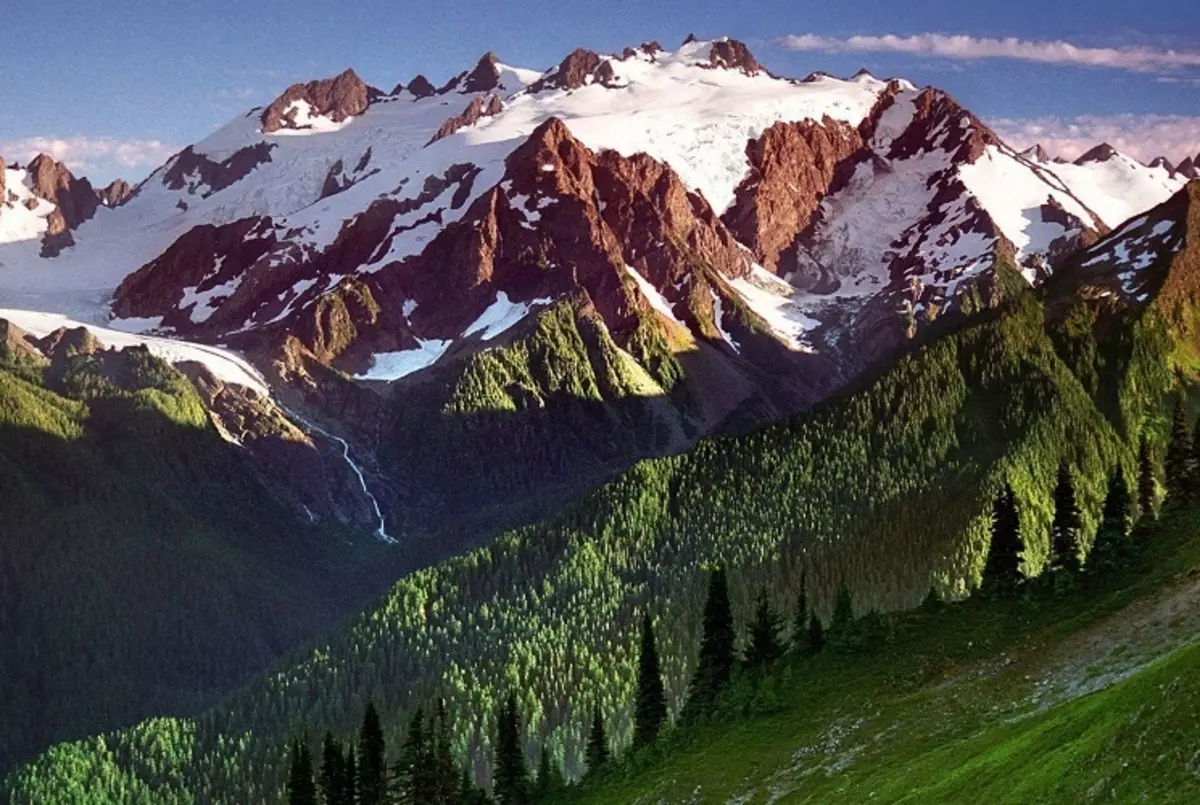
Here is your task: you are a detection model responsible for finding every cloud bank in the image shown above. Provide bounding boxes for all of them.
[0,136,178,178]
[780,33,1200,74]
[989,114,1200,164]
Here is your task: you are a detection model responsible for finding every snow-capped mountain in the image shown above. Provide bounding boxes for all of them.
[0,35,1192,537]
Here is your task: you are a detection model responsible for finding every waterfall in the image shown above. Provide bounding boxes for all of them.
[284,407,396,544]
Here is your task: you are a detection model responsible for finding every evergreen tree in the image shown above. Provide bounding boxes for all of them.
[981,483,1023,593]
[791,573,809,654]
[682,566,736,721]
[391,708,432,805]
[827,582,860,653]
[318,732,345,805]
[807,612,825,653]
[632,612,667,751]
[431,699,456,804]
[287,738,317,805]
[493,693,527,805]
[1138,436,1158,522]
[584,703,610,778]
[357,701,387,805]
[744,587,785,668]
[533,745,565,801]
[1091,466,1133,573]
[1165,399,1191,502]
[343,747,357,805]
[1051,459,1083,576]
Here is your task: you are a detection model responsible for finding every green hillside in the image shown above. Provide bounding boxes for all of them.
[4,249,1183,802]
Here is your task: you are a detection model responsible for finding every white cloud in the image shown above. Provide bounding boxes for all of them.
[779,33,1200,75]
[0,136,179,177]
[989,114,1200,164]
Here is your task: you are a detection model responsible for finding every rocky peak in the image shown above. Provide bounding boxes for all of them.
[1075,143,1119,165]
[404,74,436,99]
[707,39,762,76]
[1149,156,1175,172]
[0,319,47,365]
[529,48,612,93]
[99,178,134,208]
[1177,156,1198,179]
[1020,144,1051,164]
[440,52,504,94]
[887,88,1002,163]
[37,326,103,360]
[428,94,504,144]
[260,68,371,133]
[27,153,100,229]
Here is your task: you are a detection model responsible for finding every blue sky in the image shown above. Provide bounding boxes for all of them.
[1,0,1197,183]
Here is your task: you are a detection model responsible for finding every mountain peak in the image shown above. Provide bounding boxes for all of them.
[707,38,762,76]
[1074,143,1119,165]
[261,67,371,132]
[441,51,505,94]
[1020,144,1051,163]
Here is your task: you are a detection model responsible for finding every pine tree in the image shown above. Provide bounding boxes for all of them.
[319,732,345,805]
[744,587,785,668]
[682,566,736,721]
[287,738,317,805]
[1091,466,1133,573]
[633,612,667,751]
[431,699,456,804]
[493,693,527,805]
[391,708,431,805]
[792,573,810,654]
[584,703,610,778]
[1051,459,1083,576]
[1165,399,1191,502]
[1138,436,1158,522]
[357,701,387,805]
[827,582,860,653]
[981,483,1023,593]
[807,612,825,653]
[533,745,565,801]
[343,747,357,805]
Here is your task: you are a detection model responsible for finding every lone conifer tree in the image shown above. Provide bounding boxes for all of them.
[287,738,317,805]
[1165,399,1192,502]
[493,693,527,805]
[1091,466,1133,572]
[318,732,345,805]
[533,745,565,801]
[343,747,357,805]
[1051,460,1083,575]
[390,708,431,805]
[1138,437,1158,522]
[432,698,456,804]
[792,573,809,654]
[682,566,735,721]
[808,612,825,653]
[357,701,387,805]
[744,587,785,668]
[584,703,610,777]
[633,612,667,751]
[827,582,860,653]
[981,483,1023,593]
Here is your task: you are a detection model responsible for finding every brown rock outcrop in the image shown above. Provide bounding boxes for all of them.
[0,155,6,201]
[887,88,1003,164]
[0,319,47,365]
[722,117,866,271]
[405,74,436,99]
[529,48,612,93]
[427,94,504,144]
[439,53,504,94]
[27,153,100,230]
[707,39,762,75]
[1075,143,1119,165]
[98,178,134,207]
[162,143,276,196]
[261,68,371,133]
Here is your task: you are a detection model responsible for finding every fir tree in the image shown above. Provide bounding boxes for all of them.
[1091,466,1133,573]
[431,698,456,804]
[357,701,387,805]
[286,738,317,805]
[343,747,357,805]
[827,582,860,654]
[584,703,610,778]
[791,573,809,654]
[633,612,667,751]
[318,732,345,805]
[1165,399,1191,502]
[744,587,785,668]
[533,745,565,801]
[981,483,1023,593]
[807,612,825,653]
[390,708,431,805]
[682,566,735,721]
[1051,459,1083,576]
[1138,436,1158,522]
[493,693,527,805]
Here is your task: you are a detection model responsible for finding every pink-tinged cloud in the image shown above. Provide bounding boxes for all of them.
[988,114,1200,164]
[779,33,1200,74]
[0,136,179,176]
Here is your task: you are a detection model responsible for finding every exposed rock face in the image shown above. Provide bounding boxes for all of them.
[708,39,762,75]
[261,68,372,133]
[887,88,1002,163]
[26,153,101,257]
[0,155,6,201]
[162,143,276,196]
[428,94,504,144]
[405,74,436,99]
[1020,144,1051,163]
[0,319,47,365]
[529,48,608,92]
[1177,156,1198,179]
[1075,143,1119,165]
[1150,156,1175,172]
[439,53,503,94]
[722,117,865,271]
[98,178,134,207]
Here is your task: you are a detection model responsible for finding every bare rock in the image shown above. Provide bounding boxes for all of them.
[261,68,371,133]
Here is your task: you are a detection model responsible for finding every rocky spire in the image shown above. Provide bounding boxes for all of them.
[260,68,372,133]
[1075,143,1119,165]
